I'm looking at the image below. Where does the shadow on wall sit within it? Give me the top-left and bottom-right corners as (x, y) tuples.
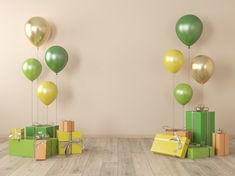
(196, 19), (214, 50)
(64, 50), (80, 75)
(48, 20), (57, 43)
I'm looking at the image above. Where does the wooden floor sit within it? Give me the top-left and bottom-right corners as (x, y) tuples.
(0, 138), (235, 176)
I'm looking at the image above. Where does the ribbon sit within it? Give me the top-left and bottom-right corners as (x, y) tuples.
(36, 140), (45, 160)
(194, 104), (209, 112)
(60, 137), (83, 156)
(154, 135), (184, 154)
(192, 104), (211, 146)
(35, 131), (50, 140)
(9, 129), (22, 141)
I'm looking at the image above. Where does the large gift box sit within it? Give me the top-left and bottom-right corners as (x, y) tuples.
(57, 131), (83, 155)
(9, 128), (24, 140)
(9, 139), (35, 157)
(187, 145), (215, 159)
(151, 134), (190, 158)
(213, 130), (229, 156)
(25, 125), (59, 139)
(186, 105), (215, 145)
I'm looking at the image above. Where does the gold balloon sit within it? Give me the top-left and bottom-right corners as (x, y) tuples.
(25, 16), (51, 47)
(190, 55), (215, 84)
(163, 49), (185, 74)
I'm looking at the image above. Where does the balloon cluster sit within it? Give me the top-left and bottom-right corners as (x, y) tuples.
(22, 16), (68, 107)
(164, 14), (215, 106)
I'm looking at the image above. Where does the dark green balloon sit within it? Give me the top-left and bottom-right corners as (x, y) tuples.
(45, 45), (68, 74)
(174, 83), (193, 106)
(176, 14), (203, 47)
(22, 58), (42, 81)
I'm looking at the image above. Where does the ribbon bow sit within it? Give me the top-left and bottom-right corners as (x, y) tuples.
(35, 131), (50, 140)
(63, 138), (83, 156)
(9, 129), (22, 140)
(194, 104), (209, 112)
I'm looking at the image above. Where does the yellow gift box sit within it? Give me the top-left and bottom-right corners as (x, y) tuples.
(57, 131), (83, 155)
(9, 128), (24, 140)
(151, 134), (190, 158)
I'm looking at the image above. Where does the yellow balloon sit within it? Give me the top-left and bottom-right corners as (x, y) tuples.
(37, 81), (58, 106)
(190, 55), (215, 84)
(25, 16), (51, 47)
(163, 49), (185, 74)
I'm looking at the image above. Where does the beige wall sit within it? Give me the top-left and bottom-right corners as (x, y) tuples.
(0, 0), (234, 136)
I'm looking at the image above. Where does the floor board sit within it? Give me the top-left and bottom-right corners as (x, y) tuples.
(0, 138), (234, 176)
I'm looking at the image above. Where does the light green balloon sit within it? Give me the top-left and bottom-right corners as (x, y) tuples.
(22, 58), (42, 81)
(174, 83), (193, 106)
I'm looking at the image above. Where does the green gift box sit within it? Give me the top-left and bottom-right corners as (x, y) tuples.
(9, 139), (35, 157)
(25, 125), (59, 139)
(187, 145), (215, 159)
(186, 108), (215, 146)
(49, 138), (58, 156)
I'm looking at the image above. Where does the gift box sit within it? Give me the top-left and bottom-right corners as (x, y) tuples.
(151, 134), (190, 158)
(186, 105), (215, 145)
(57, 131), (83, 155)
(187, 145), (215, 159)
(9, 128), (24, 140)
(213, 130), (229, 156)
(35, 140), (52, 160)
(165, 129), (191, 139)
(9, 139), (35, 157)
(60, 120), (75, 132)
(25, 125), (59, 139)
(49, 138), (58, 156)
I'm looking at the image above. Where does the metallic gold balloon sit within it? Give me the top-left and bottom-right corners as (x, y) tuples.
(25, 16), (51, 47)
(37, 81), (58, 106)
(163, 49), (185, 74)
(190, 55), (215, 84)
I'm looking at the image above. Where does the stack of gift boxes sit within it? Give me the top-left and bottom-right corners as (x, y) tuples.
(8, 120), (83, 160)
(151, 105), (230, 159)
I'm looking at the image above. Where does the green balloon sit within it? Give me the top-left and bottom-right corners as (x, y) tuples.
(174, 83), (193, 106)
(45, 45), (68, 74)
(176, 14), (203, 47)
(22, 58), (42, 81)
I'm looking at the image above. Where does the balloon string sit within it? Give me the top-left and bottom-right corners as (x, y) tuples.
(172, 75), (175, 129)
(187, 47), (190, 84)
(202, 85), (204, 104)
(183, 105), (185, 129)
(36, 47), (39, 123)
(187, 46), (191, 111)
(46, 106), (48, 124)
(31, 82), (33, 125)
(55, 74), (58, 124)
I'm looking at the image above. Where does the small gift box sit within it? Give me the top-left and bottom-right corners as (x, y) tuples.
(187, 145), (215, 159)
(9, 139), (35, 157)
(186, 104), (215, 146)
(35, 140), (52, 160)
(25, 125), (59, 139)
(151, 134), (190, 158)
(165, 129), (191, 139)
(9, 128), (24, 140)
(57, 131), (83, 155)
(213, 129), (229, 156)
(60, 120), (75, 132)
